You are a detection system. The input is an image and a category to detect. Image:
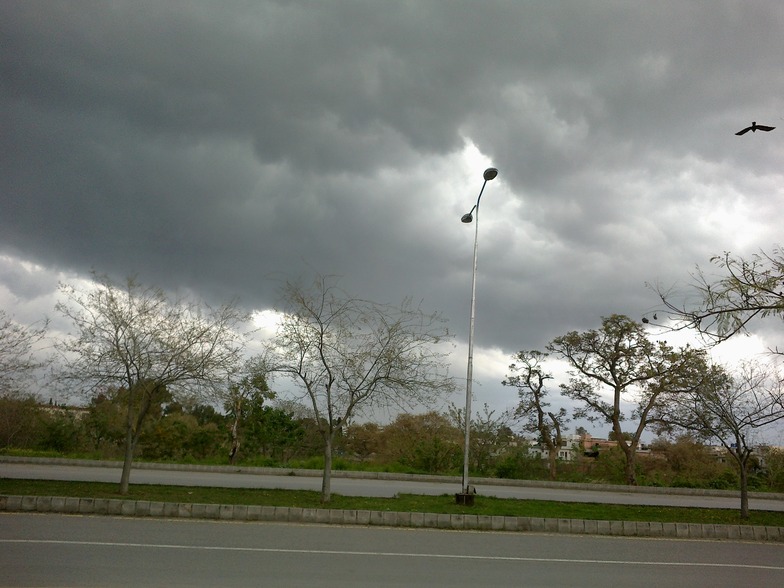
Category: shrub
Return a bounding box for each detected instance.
[495,448,548,480]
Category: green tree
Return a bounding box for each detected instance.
[243,405,304,463]
[187,403,224,427]
[503,350,569,479]
[55,274,248,494]
[84,391,127,454]
[654,248,784,350]
[548,314,713,485]
[266,275,454,502]
[182,403,226,460]
[222,360,275,464]
[142,412,195,461]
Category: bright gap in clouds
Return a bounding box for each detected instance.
[246,309,285,359]
[251,308,283,338]
[646,322,775,369]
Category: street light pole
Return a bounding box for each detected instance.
[457,167,498,505]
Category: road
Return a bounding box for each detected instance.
[2,513,782,587]
[2,461,783,511]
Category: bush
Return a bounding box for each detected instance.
[583,448,628,484]
[760,448,784,492]
[37,412,83,454]
[636,437,738,490]
[0,395,46,449]
[495,449,548,480]
[705,469,738,490]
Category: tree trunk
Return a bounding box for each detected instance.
[119,388,136,495]
[119,417,146,495]
[119,383,154,495]
[119,424,134,495]
[229,408,240,465]
[612,420,637,486]
[545,414,562,481]
[321,435,333,503]
[624,455,637,486]
[543,437,558,480]
[739,458,750,520]
[617,434,637,486]
[548,451,557,480]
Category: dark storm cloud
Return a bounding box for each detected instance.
[2,0,783,385]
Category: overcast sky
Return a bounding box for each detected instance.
[2,1,783,438]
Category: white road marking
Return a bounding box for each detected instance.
[2,539,783,571]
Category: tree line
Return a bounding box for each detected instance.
[2,247,784,516]
[4,391,784,496]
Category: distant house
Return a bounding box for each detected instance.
[526,433,656,462]
[581,433,651,455]
[703,443,783,466]
[755,445,784,470]
[39,402,89,421]
[526,434,584,462]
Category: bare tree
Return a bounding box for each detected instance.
[653,361,784,519]
[0,309,48,397]
[653,248,784,352]
[265,275,455,502]
[55,274,248,494]
[502,350,568,479]
[548,314,713,485]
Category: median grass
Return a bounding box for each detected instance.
[2,478,783,527]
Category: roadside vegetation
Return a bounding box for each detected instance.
[3,394,784,494]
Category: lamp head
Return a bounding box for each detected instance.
[461,213,473,223]
[483,167,499,181]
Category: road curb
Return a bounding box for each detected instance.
[2,494,782,542]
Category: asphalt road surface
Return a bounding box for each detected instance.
[2,462,783,512]
[2,513,783,587]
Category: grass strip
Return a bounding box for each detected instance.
[2,478,783,527]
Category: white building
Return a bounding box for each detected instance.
[526,434,584,461]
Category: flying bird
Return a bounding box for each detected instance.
[735,121,776,135]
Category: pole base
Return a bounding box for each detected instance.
[455,492,475,506]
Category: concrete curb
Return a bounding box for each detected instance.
[2,494,782,542]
